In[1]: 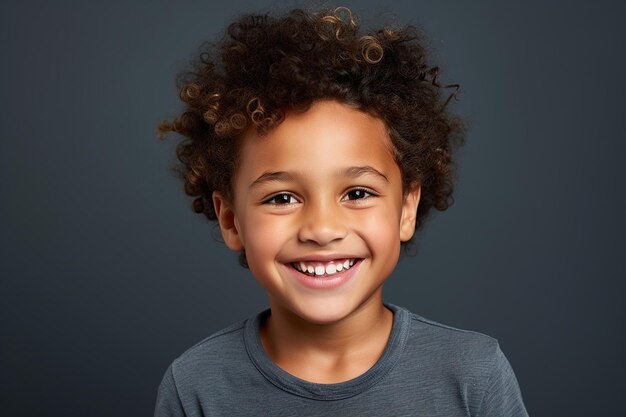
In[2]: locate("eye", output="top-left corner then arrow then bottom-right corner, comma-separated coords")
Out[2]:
264,193 -> 298,205
342,188 -> 374,201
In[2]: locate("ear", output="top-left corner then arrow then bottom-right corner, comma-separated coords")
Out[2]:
212,191 -> 244,251
399,184 -> 421,242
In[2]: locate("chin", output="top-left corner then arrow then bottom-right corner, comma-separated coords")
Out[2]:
290,299 -> 358,325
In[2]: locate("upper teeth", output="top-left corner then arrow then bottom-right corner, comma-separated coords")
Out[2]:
293,259 -> 356,277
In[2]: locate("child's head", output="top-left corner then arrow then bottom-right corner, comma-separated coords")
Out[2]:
158,7 -> 466,270
210,99 -> 423,323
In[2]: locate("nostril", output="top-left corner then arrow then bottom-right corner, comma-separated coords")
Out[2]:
297,217 -> 348,245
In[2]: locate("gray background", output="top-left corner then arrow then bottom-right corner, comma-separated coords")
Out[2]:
1,1 -> 624,416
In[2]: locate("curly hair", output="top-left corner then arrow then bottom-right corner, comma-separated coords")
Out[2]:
157,6 -> 467,267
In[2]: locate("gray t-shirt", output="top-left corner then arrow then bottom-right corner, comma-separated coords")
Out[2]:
154,303 -> 529,416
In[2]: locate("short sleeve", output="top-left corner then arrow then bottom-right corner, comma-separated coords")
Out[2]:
154,363 -> 187,417
475,343 -> 530,417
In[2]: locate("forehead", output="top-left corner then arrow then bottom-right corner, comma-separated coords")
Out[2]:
235,100 -> 400,182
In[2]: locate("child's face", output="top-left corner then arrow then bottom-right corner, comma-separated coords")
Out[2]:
213,100 -> 420,325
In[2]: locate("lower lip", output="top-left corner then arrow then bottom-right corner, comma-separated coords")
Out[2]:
286,260 -> 362,290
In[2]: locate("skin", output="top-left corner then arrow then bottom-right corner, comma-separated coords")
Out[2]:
213,100 -> 420,383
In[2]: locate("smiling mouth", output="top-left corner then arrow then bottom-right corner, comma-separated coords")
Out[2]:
289,258 -> 361,277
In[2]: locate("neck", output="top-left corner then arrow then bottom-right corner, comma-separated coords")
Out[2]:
259,293 -> 394,383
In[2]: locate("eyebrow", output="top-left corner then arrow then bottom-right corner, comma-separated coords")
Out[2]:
249,171 -> 296,190
249,165 -> 389,190
343,166 -> 389,183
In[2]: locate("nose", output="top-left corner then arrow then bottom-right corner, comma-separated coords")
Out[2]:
297,199 -> 348,246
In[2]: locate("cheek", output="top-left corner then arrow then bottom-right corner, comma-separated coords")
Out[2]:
360,206 -> 402,253
240,213 -> 289,265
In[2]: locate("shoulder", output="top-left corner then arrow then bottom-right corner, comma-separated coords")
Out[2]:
169,318 -> 248,382
401,309 -> 528,416
406,310 -> 500,359
402,309 -> 502,393
154,318 -> 251,416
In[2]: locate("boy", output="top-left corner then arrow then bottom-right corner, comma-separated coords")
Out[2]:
155,7 -> 529,416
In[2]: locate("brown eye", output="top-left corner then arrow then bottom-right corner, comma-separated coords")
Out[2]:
266,193 -> 297,205
344,188 -> 373,201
